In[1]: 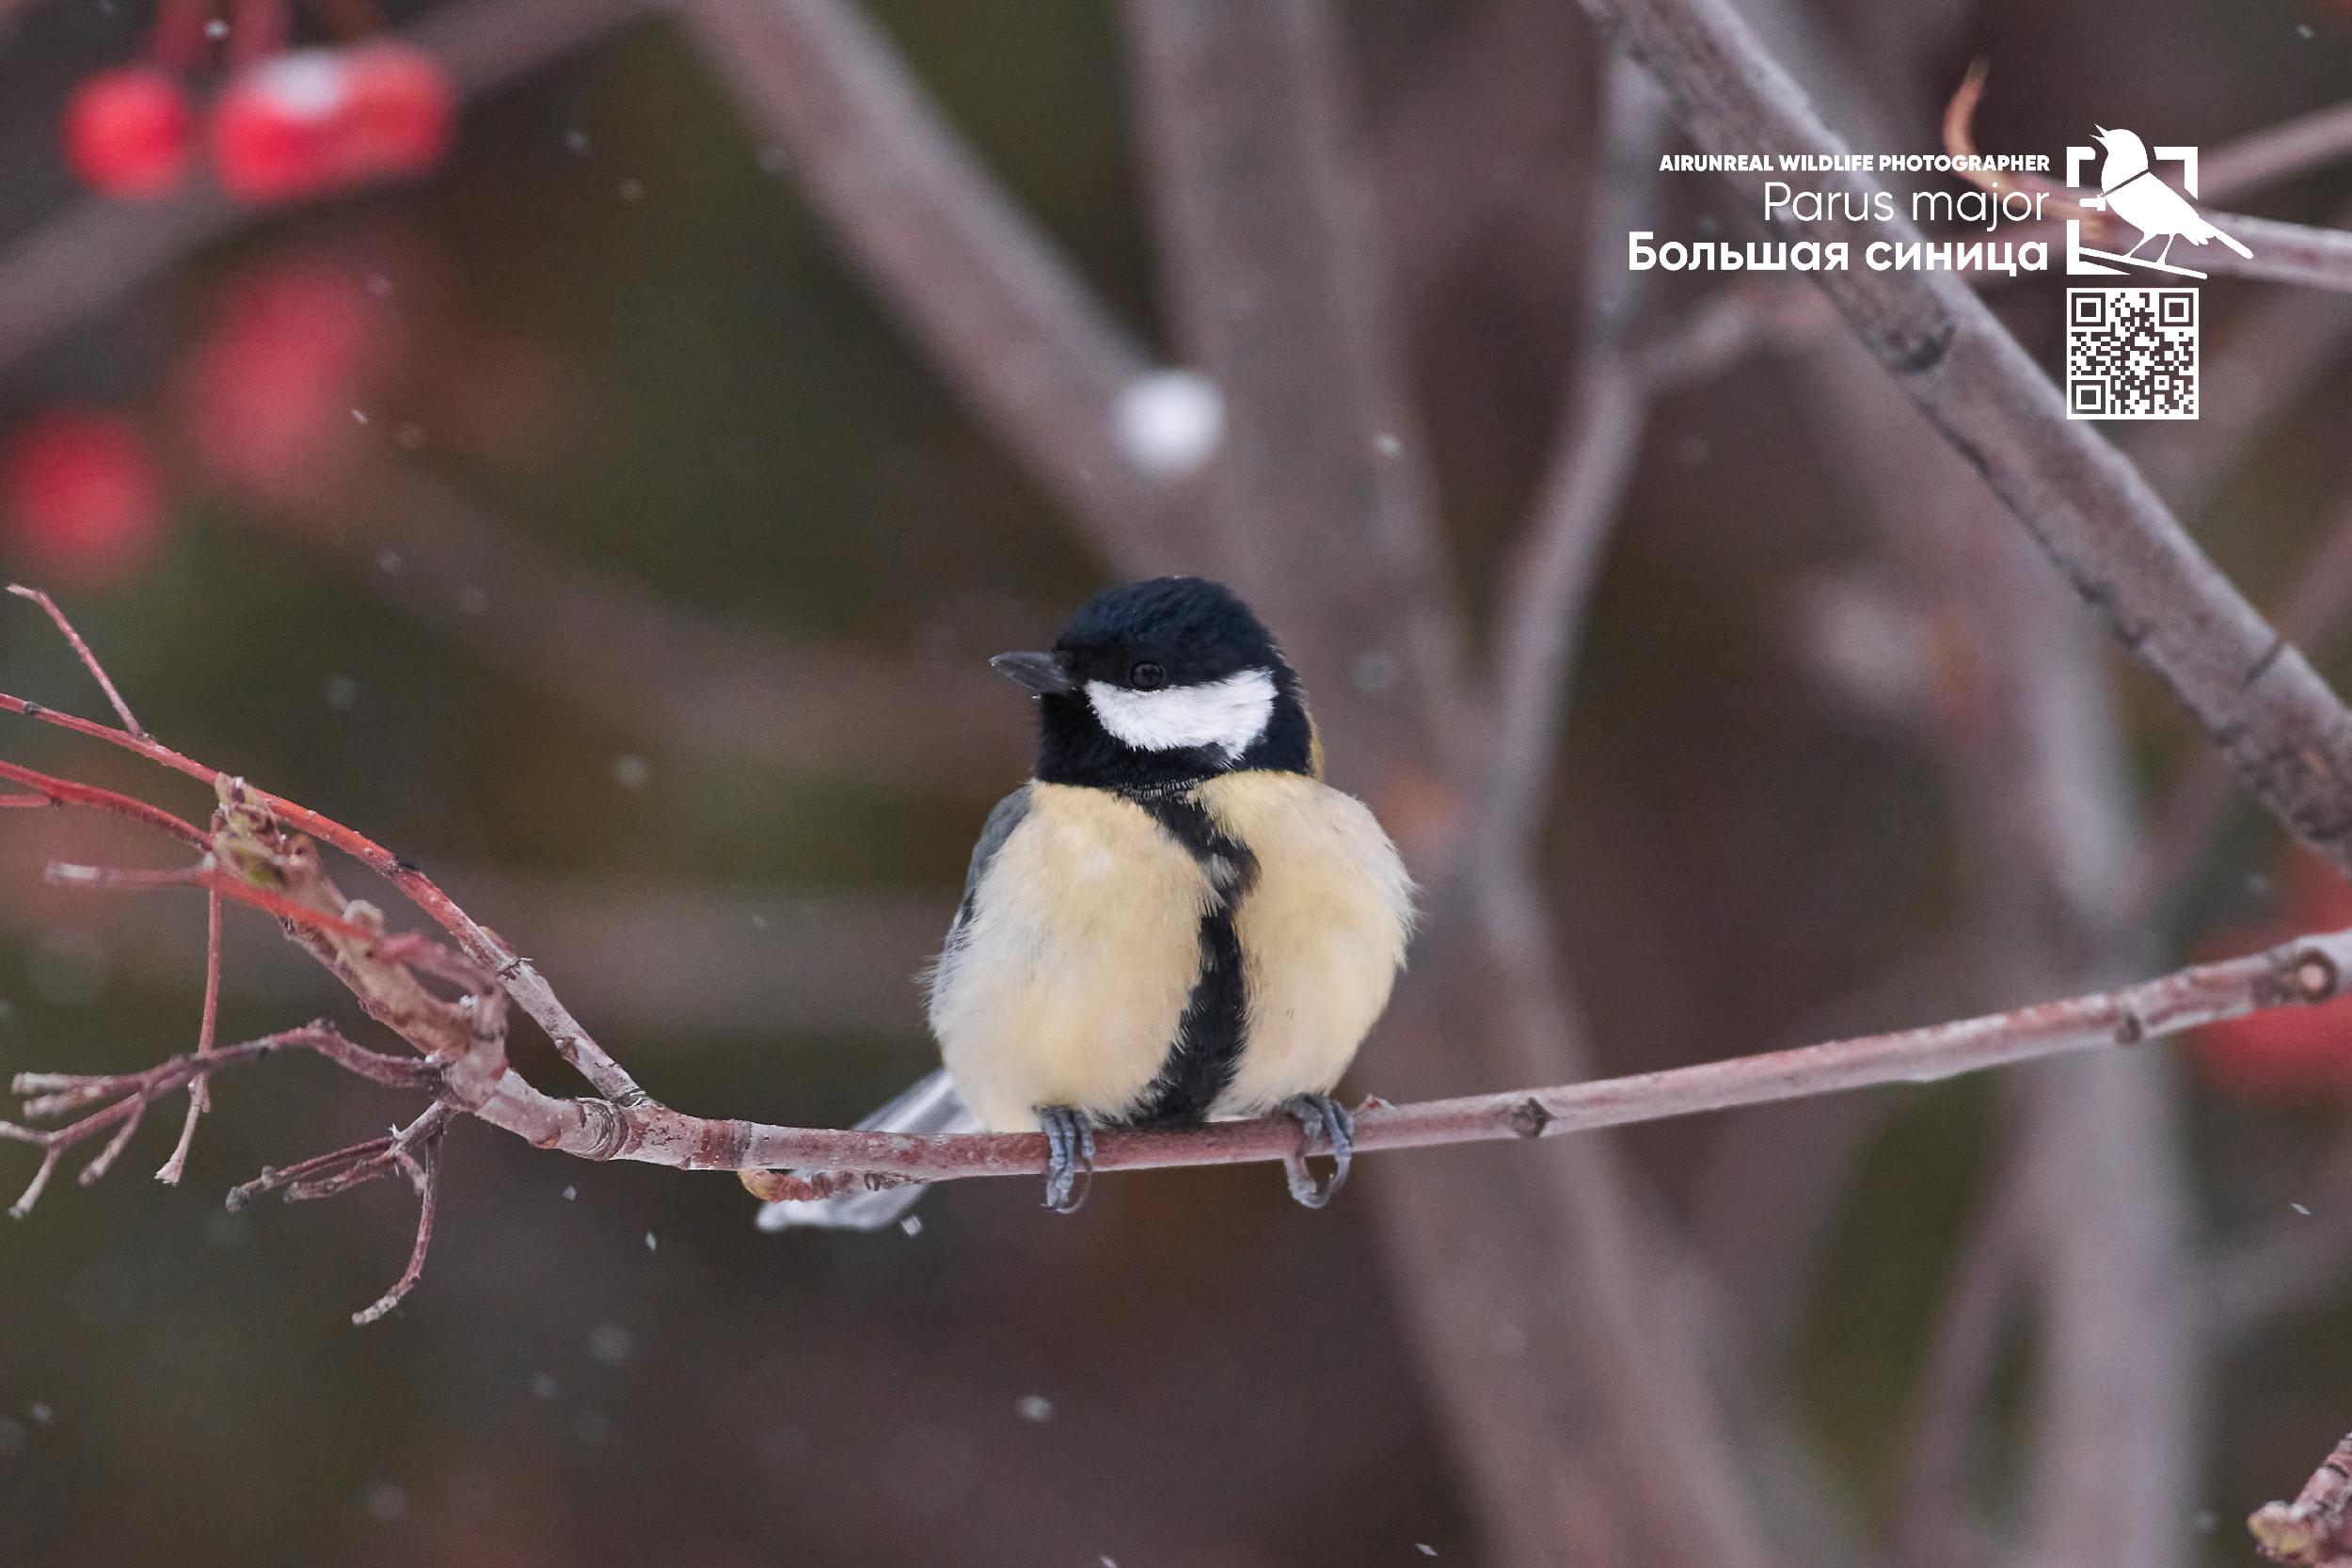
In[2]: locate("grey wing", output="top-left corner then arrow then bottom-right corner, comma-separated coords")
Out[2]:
754,786 -> 1032,1234
948,784 -> 1035,934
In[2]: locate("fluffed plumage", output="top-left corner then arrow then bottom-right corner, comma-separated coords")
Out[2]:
759,578 -> 1412,1230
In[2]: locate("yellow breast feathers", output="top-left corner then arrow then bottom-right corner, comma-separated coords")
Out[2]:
1195,770 -> 1413,1117
928,784 -> 1214,1131
928,774 -> 1413,1132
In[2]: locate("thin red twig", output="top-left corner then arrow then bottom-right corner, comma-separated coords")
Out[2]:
0,757 -> 207,847
45,859 -> 418,955
0,1024 -> 421,1218
1,595 -> 643,1103
7,585 -> 143,736
229,1101 -> 452,1324
157,889 -> 223,1185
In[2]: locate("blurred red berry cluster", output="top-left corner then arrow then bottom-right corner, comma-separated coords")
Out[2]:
2194,849 -> 2352,1100
3,239 -> 569,588
5,5 -> 505,589
210,44 -> 454,204
62,0 -> 453,206
0,409 -> 168,586
175,252 -> 404,506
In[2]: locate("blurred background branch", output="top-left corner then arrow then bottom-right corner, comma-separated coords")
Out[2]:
681,0 -> 1215,574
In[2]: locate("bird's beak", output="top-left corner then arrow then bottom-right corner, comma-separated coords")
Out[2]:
990,651 -> 1076,697
2093,125 -> 2110,142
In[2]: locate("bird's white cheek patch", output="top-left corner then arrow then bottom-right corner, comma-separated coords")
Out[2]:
1085,668 -> 1277,760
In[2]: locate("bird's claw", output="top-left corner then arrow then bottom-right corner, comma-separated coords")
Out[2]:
1038,1104 -> 1095,1214
1279,1094 -> 1354,1209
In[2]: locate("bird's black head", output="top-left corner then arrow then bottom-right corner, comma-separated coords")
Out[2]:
991,578 -> 1314,792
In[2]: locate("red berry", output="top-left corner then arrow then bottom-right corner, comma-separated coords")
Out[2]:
342,43 -> 455,176
211,45 -> 455,207
63,68 -> 194,199
211,51 -> 348,204
2194,851 -> 2352,1101
176,255 -> 398,505
1,410 -> 168,586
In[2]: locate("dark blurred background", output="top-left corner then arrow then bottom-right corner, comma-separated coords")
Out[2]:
4,1 -> 2352,1565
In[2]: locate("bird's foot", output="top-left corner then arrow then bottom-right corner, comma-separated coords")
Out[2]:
1036,1104 -> 1095,1214
1279,1095 -> 1354,1210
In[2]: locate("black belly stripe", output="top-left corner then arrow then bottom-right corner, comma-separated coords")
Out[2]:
1122,789 -> 1257,1128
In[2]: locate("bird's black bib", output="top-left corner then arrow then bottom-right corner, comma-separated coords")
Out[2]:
1122,788 -> 1259,1127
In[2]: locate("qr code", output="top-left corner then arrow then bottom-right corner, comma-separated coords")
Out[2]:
2066,288 -> 2198,420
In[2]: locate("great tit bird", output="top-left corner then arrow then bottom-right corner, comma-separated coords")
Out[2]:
758,577 -> 1414,1230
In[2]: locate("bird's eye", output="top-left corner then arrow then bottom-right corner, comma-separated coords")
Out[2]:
1129,660 -> 1168,691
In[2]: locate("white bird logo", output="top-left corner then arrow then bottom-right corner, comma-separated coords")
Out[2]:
2088,126 -> 2250,272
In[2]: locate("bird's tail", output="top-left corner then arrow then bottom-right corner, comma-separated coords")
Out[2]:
755,1069 -> 977,1232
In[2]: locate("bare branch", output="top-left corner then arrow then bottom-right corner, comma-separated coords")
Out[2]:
155,889 -> 223,1185
0,755 -> 209,846
8,591 -> 2352,1325
14,827 -> 2351,1199
7,585 -> 143,736
2,596 -> 644,1104
742,916 -> 2344,1182
230,1102 -> 453,1325
0,1024 -> 424,1220
2201,214 -> 2352,293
